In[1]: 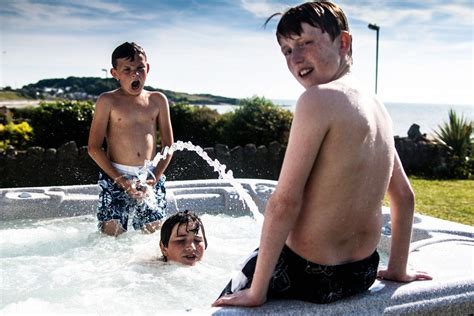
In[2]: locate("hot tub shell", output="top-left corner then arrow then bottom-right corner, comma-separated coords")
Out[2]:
1,179 -> 472,315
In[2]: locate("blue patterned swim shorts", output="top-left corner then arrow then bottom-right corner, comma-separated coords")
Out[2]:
96,171 -> 167,231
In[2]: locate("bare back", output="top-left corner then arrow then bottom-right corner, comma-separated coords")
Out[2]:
285,76 -> 394,265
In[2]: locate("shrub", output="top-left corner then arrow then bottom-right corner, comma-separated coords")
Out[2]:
170,103 -> 222,147
220,96 -> 293,147
0,121 -> 33,150
3,97 -> 293,151
435,109 -> 473,178
29,100 -> 94,148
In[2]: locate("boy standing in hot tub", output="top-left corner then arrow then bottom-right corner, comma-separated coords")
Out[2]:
88,42 -> 174,236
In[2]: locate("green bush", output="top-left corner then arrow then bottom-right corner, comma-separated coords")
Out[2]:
3,97 -> 293,150
170,103 -> 222,147
0,121 -> 33,150
220,96 -> 293,147
29,100 -> 94,148
169,98 -> 293,147
435,109 -> 473,179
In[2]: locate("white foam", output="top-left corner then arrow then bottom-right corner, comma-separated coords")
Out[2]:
1,214 -> 260,312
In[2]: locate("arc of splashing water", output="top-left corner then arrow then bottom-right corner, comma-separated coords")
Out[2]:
142,141 -> 263,224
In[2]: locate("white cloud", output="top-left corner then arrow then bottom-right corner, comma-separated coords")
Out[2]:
1,0 -> 472,105
240,0 -> 287,18
137,22 -> 301,99
440,3 -> 473,25
78,0 -> 125,13
2,0 -> 158,31
344,4 -> 433,28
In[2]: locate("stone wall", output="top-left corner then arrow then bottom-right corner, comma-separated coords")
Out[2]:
0,141 -> 285,188
0,137 -> 448,188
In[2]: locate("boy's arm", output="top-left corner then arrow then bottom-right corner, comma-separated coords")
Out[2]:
377,152 -> 432,282
213,89 -> 330,307
151,93 -> 174,181
88,95 -> 121,180
88,95 -> 136,194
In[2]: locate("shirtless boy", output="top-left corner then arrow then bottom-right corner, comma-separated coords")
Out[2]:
214,1 -> 431,307
88,42 -> 174,236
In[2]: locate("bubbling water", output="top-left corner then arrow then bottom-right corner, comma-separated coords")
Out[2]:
0,214 -> 261,313
135,141 -> 263,224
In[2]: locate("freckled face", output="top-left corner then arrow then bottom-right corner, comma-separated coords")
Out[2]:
160,222 -> 206,266
111,52 -> 149,96
279,23 -> 342,89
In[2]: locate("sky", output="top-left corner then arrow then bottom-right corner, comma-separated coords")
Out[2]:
1,0 -> 473,106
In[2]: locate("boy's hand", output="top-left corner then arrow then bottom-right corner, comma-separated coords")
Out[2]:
146,179 -> 157,187
117,178 -> 146,200
212,289 -> 266,307
377,267 -> 432,282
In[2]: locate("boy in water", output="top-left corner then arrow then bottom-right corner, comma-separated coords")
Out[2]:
88,42 -> 174,236
214,1 -> 431,307
160,210 -> 208,266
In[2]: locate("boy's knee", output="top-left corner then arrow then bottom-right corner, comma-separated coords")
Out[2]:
101,219 -> 126,236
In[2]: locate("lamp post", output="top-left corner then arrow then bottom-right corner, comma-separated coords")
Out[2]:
368,23 -> 380,94
101,68 -> 108,79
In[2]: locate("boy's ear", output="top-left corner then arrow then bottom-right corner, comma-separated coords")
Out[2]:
146,63 -> 150,74
160,241 -> 168,256
110,68 -> 118,80
339,31 -> 352,55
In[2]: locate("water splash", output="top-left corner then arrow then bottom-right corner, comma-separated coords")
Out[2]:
138,141 -> 263,224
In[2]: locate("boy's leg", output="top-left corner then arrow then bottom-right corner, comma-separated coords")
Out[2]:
218,247 -> 290,299
101,219 -> 126,236
219,248 -> 259,298
97,171 -> 131,236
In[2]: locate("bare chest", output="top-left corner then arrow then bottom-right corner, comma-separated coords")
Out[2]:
109,102 -> 159,126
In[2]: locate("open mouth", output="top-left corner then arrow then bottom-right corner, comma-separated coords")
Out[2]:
131,80 -> 141,90
184,254 -> 197,260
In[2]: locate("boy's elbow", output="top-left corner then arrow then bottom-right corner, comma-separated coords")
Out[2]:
399,184 -> 415,205
267,191 -> 302,217
87,144 -> 98,158
390,185 -> 415,212
402,189 -> 415,212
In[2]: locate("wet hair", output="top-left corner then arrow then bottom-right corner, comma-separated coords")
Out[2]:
111,42 -> 147,69
160,210 -> 208,261
265,1 -> 352,61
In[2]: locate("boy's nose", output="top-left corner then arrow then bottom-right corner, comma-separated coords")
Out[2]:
186,242 -> 196,251
291,47 -> 304,64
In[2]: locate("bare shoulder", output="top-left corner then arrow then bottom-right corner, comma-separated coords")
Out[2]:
95,90 -> 119,107
295,83 -> 343,118
148,91 -> 169,108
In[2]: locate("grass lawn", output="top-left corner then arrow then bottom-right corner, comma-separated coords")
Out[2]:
386,177 -> 473,226
0,91 -> 31,101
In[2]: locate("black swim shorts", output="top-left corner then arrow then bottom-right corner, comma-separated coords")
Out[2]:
219,244 -> 379,304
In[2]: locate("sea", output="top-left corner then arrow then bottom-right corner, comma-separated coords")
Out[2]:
199,100 -> 473,138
